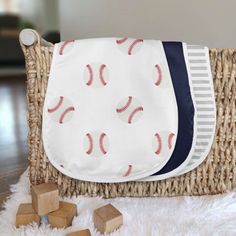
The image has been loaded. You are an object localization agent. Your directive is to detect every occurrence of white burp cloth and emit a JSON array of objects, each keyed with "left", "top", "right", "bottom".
[{"left": 42, "top": 38, "right": 178, "bottom": 183}]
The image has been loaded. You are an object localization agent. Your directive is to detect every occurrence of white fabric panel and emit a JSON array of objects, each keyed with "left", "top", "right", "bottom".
[{"left": 42, "top": 38, "right": 178, "bottom": 183}]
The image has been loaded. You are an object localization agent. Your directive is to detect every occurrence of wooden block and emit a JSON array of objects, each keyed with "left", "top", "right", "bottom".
[
  {"left": 48, "top": 201, "right": 77, "bottom": 228},
  {"left": 93, "top": 204, "right": 123, "bottom": 234},
  {"left": 16, "top": 203, "right": 40, "bottom": 228},
  {"left": 31, "top": 183, "right": 59, "bottom": 216},
  {"left": 66, "top": 229, "right": 91, "bottom": 236}
]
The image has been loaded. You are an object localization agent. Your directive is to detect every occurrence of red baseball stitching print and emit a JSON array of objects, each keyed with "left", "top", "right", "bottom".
[
  {"left": 48, "top": 96, "right": 64, "bottom": 113},
  {"left": 86, "top": 133, "right": 93, "bottom": 155},
  {"left": 86, "top": 64, "right": 93, "bottom": 86},
  {"left": 59, "top": 40, "right": 74, "bottom": 55},
  {"left": 116, "top": 38, "right": 143, "bottom": 55},
  {"left": 116, "top": 37, "right": 128, "bottom": 44},
  {"left": 116, "top": 96, "right": 132, "bottom": 113},
  {"left": 168, "top": 133, "right": 175, "bottom": 149},
  {"left": 128, "top": 106, "right": 143, "bottom": 124},
  {"left": 85, "top": 63, "right": 108, "bottom": 87},
  {"left": 85, "top": 132, "right": 108, "bottom": 156},
  {"left": 99, "top": 64, "right": 107, "bottom": 86},
  {"left": 48, "top": 97, "right": 75, "bottom": 124},
  {"left": 154, "top": 64, "right": 162, "bottom": 86},
  {"left": 116, "top": 96, "right": 144, "bottom": 124},
  {"left": 123, "top": 165, "right": 132, "bottom": 177},
  {"left": 59, "top": 107, "right": 75, "bottom": 124},
  {"left": 99, "top": 133, "right": 107, "bottom": 154},
  {"left": 154, "top": 133, "right": 162, "bottom": 155},
  {"left": 128, "top": 39, "right": 143, "bottom": 55}
]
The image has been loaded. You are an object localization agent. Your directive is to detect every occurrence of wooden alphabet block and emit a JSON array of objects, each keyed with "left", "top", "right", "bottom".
[
  {"left": 66, "top": 229, "right": 91, "bottom": 236},
  {"left": 48, "top": 201, "right": 77, "bottom": 228},
  {"left": 16, "top": 203, "right": 40, "bottom": 228},
  {"left": 31, "top": 183, "right": 59, "bottom": 216},
  {"left": 93, "top": 203, "right": 123, "bottom": 233}
]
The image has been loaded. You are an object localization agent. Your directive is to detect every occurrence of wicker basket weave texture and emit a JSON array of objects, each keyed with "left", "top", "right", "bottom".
[{"left": 21, "top": 37, "right": 236, "bottom": 198}]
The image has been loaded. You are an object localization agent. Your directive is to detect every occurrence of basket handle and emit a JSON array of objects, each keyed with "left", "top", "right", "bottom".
[{"left": 19, "top": 29, "right": 53, "bottom": 47}]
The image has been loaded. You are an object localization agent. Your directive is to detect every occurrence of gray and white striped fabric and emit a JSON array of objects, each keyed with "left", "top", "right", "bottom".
[{"left": 177, "top": 44, "right": 216, "bottom": 175}]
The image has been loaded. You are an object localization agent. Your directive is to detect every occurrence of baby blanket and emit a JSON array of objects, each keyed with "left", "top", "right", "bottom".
[{"left": 43, "top": 38, "right": 216, "bottom": 183}]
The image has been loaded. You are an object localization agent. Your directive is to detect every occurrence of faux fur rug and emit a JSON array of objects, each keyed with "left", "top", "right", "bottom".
[{"left": 0, "top": 170, "right": 236, "bottom": 236}]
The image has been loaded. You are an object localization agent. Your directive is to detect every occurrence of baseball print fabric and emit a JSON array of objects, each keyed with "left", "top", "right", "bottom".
[
  {"left": 43, "top": 38, "right": 178, "bottom": 183},
  {"left": 42, "top": 37, "right": 216, "bottom": 183}
]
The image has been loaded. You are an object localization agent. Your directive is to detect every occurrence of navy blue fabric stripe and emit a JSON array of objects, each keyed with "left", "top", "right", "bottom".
[{"left": 153, "top": 42, "right": 194, "bottom": 175}]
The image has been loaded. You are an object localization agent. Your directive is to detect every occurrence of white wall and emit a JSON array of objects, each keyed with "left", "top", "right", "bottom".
[
  {"left": 0, "top": 0, "right": 20, "bottom": 13},
  {"left": 20, "top": 0, "right": 59, "bottom": 33},
  {"left": 59, "top": 0, "right": 236, "bottom": 48}
]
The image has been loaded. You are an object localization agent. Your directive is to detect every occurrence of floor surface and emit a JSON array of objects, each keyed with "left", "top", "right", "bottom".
[{"left": 0, "top": 75, "right": 28, "bottom": 211}]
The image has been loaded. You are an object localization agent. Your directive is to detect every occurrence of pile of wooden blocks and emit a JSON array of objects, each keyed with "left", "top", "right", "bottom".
[{"left": 15, "top": 183, "right": 123, "bottom": 235}]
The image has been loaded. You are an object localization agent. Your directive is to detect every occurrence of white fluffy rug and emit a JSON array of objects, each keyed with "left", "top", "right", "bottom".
[{"left": 0, "top": 170, "right": 236, "bottom": 236}]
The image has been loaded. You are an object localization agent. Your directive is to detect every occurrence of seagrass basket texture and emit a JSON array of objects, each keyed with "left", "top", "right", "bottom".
[{"left": 20, "top": 33, "right": 236, "bottom": 198}]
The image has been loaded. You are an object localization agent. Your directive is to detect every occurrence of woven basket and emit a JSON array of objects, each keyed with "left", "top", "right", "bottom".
[{"left": 20, "top": 32, "right": 236, "bottom": 198}]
